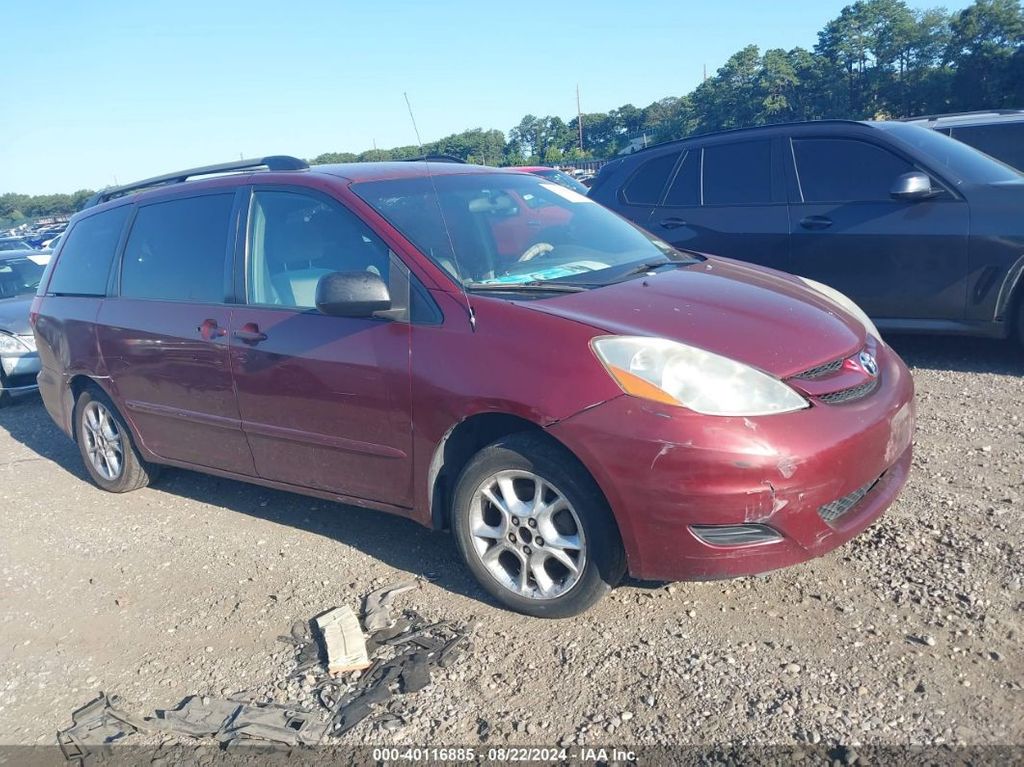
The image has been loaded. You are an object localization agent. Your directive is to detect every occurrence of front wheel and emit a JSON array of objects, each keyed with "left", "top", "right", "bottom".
[
  {"left": 452, "top": 433, "right": 625, "bottom": 618},
  {"left": 75, "top": 387, "right": 160, "bottom": 493}
]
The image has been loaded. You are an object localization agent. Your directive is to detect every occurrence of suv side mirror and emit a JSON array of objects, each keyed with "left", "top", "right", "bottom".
[
  {"left": 890, "top": 171, "right": 935, "bottom": 201},
  {"left": 315, "top": 271, "right": 391, "bottom": 318}
]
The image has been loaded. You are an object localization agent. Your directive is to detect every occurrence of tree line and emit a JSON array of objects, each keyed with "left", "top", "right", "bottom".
[{"left": 4, "top": 0, "right": 1021, "bottom": 227}]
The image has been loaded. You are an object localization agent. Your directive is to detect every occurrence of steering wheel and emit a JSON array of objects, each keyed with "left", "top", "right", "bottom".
[{"left": 517, "top": 242, "right": 555, "bottom": 263}]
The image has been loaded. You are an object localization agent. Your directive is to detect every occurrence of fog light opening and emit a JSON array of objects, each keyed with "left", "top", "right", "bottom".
[{"left": 689, "top": 523, "right": 783, "bottom": 547}]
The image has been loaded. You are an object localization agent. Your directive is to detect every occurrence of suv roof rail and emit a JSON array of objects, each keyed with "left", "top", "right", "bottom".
[
  {"left": 401, "top": 154, "right": 467, "bottom": 164},
  {"left": 900, "top": 109, "right": 1024, "bottom": 122},
  {"left": 82, "top": 155, "right": 309, "bottom": 209}
]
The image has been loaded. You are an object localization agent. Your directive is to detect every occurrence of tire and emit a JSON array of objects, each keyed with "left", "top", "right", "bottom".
[
  {"left": 451, "top": 432, "right": 625, "bottom": 618},
  {"left": 1016, "top": 294, "right": 1024, "bottom": 353},
  {"left": 74, "top": 386, "right": 160, "bottom": 493},
  {"left": 0, "top": 371, "right": 10, "bottom": 409}
]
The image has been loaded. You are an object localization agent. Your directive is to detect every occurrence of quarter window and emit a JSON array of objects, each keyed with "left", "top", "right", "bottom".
[
  {"left": 48, "top": 206, "right": 131, "bottom": 296},
  {"left": 621, "top": 152, "right": 679, "bottom": 205},
  {"left": 121, "top": 194, "right": 234, "bottom": 303},
  {"left": 793, "top": 138, "right": 915, "bottom": 202},
  {"left": 247, "top": 191, "right": 390, "bottom": 309},
  {"left": 702, "top": 140, "right": 773, "bottom": 205}
]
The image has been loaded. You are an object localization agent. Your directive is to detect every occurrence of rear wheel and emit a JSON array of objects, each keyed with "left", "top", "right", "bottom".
[
  {"left": 452, "top": 432, "right": 625, "bottom": 618},
  {"left": 75, "top": 387, "right": 159, "bottom": 493}
]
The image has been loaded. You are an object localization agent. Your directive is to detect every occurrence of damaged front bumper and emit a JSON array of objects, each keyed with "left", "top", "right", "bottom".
[{"left": 547, "top": 342, "right": 915, "bottom": 582}]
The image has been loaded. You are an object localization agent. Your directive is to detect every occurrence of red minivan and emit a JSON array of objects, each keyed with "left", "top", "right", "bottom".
[{"left": 32, "top": 156, "right": 915, "bottom": 617}]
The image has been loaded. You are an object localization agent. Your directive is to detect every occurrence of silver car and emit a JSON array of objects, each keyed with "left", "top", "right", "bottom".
[{"left": 0, "top": 251, "right": 48, "bottom": 406}]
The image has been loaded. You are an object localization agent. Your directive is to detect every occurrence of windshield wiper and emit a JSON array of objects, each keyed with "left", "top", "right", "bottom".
[{"left": 465, "top": 281, "right": 587, "bottom": 293}]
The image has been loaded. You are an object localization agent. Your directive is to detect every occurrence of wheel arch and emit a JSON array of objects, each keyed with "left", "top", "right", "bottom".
[{"left": 427, "top": 412, "right": 616, "bottom": 534}]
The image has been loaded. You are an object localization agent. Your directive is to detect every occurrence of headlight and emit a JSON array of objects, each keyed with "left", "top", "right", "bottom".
[
  {"left": 591, "top": 336, "right": 809, "bottom": 416},
  {"left": 798, "top": 277, "right": 881, "bottom": 341},
  {"left": 0, "top": 333, "right": 32, "bottom": 354}
]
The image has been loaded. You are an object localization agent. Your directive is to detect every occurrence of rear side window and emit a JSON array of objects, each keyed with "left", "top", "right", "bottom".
[
  {"left": 703, "top": 140, "right": 773, "bottom": 205},
  {"left": 662, "top": 150, "right": 700, "bottom": 206},
  {"left": 121, "top": 194, "right": 234, "bottom": 303},
  {"left": 47, "top": 206, "right": 130, "bottom": 296},
  {"left": 621, "top": 152, "right": 679, "bottom": 205},
  {"left": 793, "top": 138, "right": 914, "bottom": 202},
  {"left": 951, "top": 123, "right": 1024, "bottom": 171}
]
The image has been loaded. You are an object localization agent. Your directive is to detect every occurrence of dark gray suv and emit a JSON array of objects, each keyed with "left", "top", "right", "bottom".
[{"left": 589, "top": 120, "right": 1024, "bottom": 347}]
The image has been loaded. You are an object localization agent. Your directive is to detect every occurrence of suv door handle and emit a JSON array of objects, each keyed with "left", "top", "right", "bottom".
[
  {"left": 197, "top": 318, "right": 227, "bottom": 340},
  {"left": 659, "top": 217, "right": 688, "bottom": 230},
  {"left": 233, "top": 323, "right": 268, "bottom": 344},
  {"left": 800, "top": 215, "right": 833, "bottom": 230}
]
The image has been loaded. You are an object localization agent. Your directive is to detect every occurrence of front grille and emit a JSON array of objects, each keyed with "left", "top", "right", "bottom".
[
  {"left": 796, "top": 357, "right": 844, "bottom": 380},
  {"left": 818, "top": 474, "right": 883, "bottom": 524},
  {"left": 819, "top": 377, "right": 879, "bottom": 404}
]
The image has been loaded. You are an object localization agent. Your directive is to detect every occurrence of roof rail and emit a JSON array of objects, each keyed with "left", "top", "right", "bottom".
[
  {"left": 82, "top": 155, "right": 309, "bottom": 209},
  {"left": 401, "top": 154, "right": 467, "bottom": 164},
  {"left": 900, "top": 109, "right": 1024, "bottom": 122}
]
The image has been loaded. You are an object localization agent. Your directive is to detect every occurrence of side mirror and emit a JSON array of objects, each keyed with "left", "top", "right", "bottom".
[
  {"left": 315, "top": 271, "right": 391, "bottom": 318},
  {"left": 890, "top": 171, "right": 935, "bottom": 201}
]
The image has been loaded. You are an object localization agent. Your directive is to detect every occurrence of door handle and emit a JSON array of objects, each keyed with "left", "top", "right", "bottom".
[
  {"left": 659, "top": 217, "right": 688, "bottom": 230},
  {"left": 800, "top": 215, "right": 833, "bottom": 230},
  {"left": 233, "top": 323, "right": 268, "bottom": 344},
  {"left": 197, "top": 318, "right": 227, "bottom": 340}
]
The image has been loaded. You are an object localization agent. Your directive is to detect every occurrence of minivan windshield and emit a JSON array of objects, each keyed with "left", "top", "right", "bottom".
[
  {"left": 872, "top": 122, "right": 1023, "bottom": 184},
  {"left": 352, "top": 172, "right": 697, "bottom": 289},
  {"left": 0, "top": 256, "right": 46, "bottom": 299}
]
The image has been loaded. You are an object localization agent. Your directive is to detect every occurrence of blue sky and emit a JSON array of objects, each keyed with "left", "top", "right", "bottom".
[{"left": 3, "top": 0, "right": 973, "bottom": 194}]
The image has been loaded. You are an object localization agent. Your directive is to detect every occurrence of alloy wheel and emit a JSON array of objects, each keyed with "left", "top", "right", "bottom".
[
  {"left": 81, "top": 401, "right": 124, "bottom": 481},
  {"left": 468, "top": 470, "right": 587, "bottom": 600}
]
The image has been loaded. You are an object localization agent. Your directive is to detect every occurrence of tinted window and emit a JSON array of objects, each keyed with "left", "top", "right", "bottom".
[
  {"left": 662, "top": 150, "right": 700, "bottom": 206},
  {"left": 121, "top": 195, "right": 233, "bottom": 303},
  {"left": 951, "top": 123, "right": 1024, "bottom": 171},
  {"left": 247, "top": 191, "right": 390, "bottom": 309},
  {"left": 793, "top": 138, "right": 914, "bottom": 202},
  {"left": 621, "top": 152, "right": 679, "bottom": 205},
  {"left": 48, "top": 206, "right": 130, "bottom": 296},
  {"left": 703, "top": 140, "right": 773, "bottom": 205}
]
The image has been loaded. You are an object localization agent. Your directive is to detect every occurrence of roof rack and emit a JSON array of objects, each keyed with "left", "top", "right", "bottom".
[
  {"left": 401, "top": 154, "right": 466, "bottom": 164},
  {"left": 82, "top": 155, "right": 309, "bottom": 209},
  {"left": 900, "top": 109, "right": 1024, "bottom": 122}
]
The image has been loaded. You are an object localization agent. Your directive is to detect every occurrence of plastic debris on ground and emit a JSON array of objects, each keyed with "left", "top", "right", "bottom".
[{"left": 55, "top": 578, "right": 471, "bottom": 760}]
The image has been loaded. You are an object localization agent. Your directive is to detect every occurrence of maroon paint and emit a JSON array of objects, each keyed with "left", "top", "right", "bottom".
[{"left": 34, "top": 162, "right": 916, "bottom": 584}]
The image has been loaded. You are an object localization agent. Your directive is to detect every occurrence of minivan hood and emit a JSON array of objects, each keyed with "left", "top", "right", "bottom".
[
  {"left": 0, "top": 295, "right": 34, "bottom": 336},
  {"left": 523, "top": 258, "right": 865, "bottom": 379}
]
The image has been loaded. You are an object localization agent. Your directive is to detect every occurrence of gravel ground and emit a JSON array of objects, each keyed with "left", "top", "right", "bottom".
[{"left": 0, "top": 335, "right": 1021, "bottom": 751}]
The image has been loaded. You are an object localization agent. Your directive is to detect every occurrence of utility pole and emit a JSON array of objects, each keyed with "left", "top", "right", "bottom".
[{"left": 577, "top": 84, "right": 584, "bottom": 153}]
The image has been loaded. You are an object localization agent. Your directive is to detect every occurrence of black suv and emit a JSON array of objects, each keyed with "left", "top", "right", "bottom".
[
  {"left": 904, "top": 110, "right": 1024, "bottom": 172},
  {"left": 589, "top": 120, "right": 1024, "bottom": 345}
]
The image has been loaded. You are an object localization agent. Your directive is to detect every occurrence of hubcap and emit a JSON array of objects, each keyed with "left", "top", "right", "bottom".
[
  {"left": 82, "top": 401, "right": 124, "bottom": 481},
  {"left": 468, "top": 470, "right": 586, "bottom": 600}
]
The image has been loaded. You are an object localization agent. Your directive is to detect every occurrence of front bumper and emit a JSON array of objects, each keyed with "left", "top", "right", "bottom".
[
  {"left": 1, "top": 351, "right": 41, "bottom": 393},
  {"left": 547, "top": 342, "right": 915, "bottom": 581}
]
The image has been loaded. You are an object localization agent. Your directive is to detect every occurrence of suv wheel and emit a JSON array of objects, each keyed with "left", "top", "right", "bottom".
[
  {"left": 75, "top": 387, "right": 159, "bottom": 493},
  {"left": 452, "top": 433, "right": 625, "bottom": 618}
]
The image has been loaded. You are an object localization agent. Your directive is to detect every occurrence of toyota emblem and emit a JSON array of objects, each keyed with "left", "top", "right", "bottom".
[{"left": 859, "top": 351, "right": 879, "bottom": 377}]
